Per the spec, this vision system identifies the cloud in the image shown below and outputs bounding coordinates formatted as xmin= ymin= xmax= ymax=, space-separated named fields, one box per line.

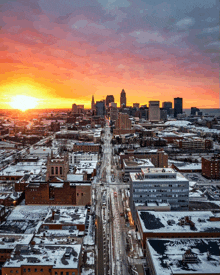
xmin=176 ymin=17 xmax=195 ymax=30
xmin=129 ymin=30 xmax=165 ymax=44
xmin=202 ymin=26 xmax=219 ymax=34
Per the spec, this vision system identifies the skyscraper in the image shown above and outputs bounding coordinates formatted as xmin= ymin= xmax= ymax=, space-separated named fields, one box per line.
xmin=91 ymin=95 xmax=95 ymax=110
xmin=106 ymin=95 xmax=114 ymax=107
xmin=120 ymin=89 xmax=126 ymax=107
xmin=162 ymin=101 xmax=172 ymax=115
xmin=149 ymin=101 xmax=160 ymax=122
xmin=174 ymin=97 xmax=183 ymax=118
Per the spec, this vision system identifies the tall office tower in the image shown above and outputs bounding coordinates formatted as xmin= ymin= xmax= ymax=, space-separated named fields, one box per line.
xmin=120 ymin=89 xmax=126 ymax=107
xmin=106 ymin=95 xmax=114 ymax=107
xmin=174 ymin=97 xmax=183 ymax=118
xmin=91 ymin=95 xmax=95 ymax=110
xmin=149 ymin=101 xmax=160 ymax=122
xmin=95 ymin=101 xmax=105 ymax=117
xmin=162 ymin=101 xmax=172 ymax=115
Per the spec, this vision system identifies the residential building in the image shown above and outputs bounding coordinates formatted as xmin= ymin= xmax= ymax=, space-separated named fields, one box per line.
xmin=174 ymin=137 xmax=213 ymax=150
xmin=113 ymin=113 xmax=135 ymax=135
xmin=202 ymin=155 xmax=220 ymax=179
xmin=149 ymin=101 xmax=160 ymax=122
xmin=109 ymin=102 xmax=118 ymax=122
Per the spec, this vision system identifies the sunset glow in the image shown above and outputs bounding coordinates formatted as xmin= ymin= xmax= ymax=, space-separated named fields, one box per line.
xmin=9 ymin=95 xmax=39 ymax=112
xmin=0 ymin=0 xmax=218 ymax=109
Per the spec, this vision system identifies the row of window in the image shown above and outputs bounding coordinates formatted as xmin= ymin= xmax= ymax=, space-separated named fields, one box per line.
xmin=51 ymin=166 xmax=63 ymax=175
xmin=7 ymin=269 xmax=75 ymax=275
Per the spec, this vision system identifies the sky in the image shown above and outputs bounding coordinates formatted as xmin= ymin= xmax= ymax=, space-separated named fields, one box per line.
xmin=0 ymin=0 xmax=219 ymax=109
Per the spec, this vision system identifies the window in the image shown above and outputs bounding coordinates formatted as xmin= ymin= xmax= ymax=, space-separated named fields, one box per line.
xmin=40 ymin=269 xmax=43 ymax=272
xmin=51 ymin=167 xmax=54 ymax=175
xmin=10 ymin=271 xmax=13 ymax=274
xmin=35 ymin=268 xmax=37 ymax=272
xmin=49 ymin=269 xmax=51 ymax=273
xmin=23 ymin=269 xmax=26 ymax=272
xmin=56 ymin=167 xmax=58 ymax=174
xmin=77 ymin=193 xmax=79 ymax=196
xmin=55 ymin=272 xmax=58 ymax=275
xmin=72 ymin=272 xmax=75 ymax=275
xmin=60 ymin=167 xmax=63 ymax=175
xmin=66 ymin=272 xmax=69 ymax=275
xmin=61 ymin=272 xmax=63 ymax=275
xmin=28 ymin=268 xmax=31 ymax=272
xmin=81 ymin=193 xmax=83 ymax=196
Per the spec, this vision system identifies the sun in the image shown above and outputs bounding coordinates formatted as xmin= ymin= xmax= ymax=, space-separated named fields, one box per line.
xmin=9 ymin=95 xmax=39 ymax=111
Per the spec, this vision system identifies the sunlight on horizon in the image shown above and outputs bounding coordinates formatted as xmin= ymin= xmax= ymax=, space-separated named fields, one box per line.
xmin=9 ymin=95 xmax=39 ymax=111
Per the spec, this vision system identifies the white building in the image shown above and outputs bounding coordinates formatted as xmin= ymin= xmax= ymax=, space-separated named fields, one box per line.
xmin=130 ymin=168 xmax=189 ymax=217
xmin=149 ymin=101 xmax=160 ymax=122
xmin=69 ymin=152 xmax=98 ymax=165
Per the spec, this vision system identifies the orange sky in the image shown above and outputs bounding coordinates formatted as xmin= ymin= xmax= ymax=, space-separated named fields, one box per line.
xmin=0 ymin=0 xmax=219 ymax=110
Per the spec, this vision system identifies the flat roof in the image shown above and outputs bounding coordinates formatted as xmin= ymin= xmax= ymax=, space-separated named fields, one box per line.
xmin=0 ymin=234 xmax=33 ymax=250
xmin=3 ymin=244 xmax=81 ymax=269
xmin=147 ymin=238 xmax=220 ymax=275
xmin=138 ymin=211 xmax=220 ymax=233
xmin=43 ymin=207 xmax=87 ymax=225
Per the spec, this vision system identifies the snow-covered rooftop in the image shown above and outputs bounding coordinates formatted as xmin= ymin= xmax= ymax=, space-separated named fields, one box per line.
xmin=147 ymin=238 xmax=220 ymax=275
xmin=3 ymin=244 xmax=81 ymax=269
xmin=138 ymin=211 xmax=220 ymax=233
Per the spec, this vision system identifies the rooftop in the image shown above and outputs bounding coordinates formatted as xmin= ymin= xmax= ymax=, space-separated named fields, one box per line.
xmin=138 ymin=211 xmax=220 ymax=233
xmin=3 ymin=244 xmax=81 ymax=269
xmin=147 ymin=238 xmax=220 ymax=275
xmin=43 ymin=207 xmax=87 ymax=226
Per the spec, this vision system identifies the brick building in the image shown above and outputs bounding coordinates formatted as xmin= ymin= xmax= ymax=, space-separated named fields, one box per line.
xmin=202 ymin=155 xmax=220 ymax=179
xmin=113 ymin=112 xmax=135 ymax=135
xmin=72 ymin=142 xmax=100 ymax=153
xmin=46 ymin=154 xmax=69 ymax=181
xmin=2 ymin=243 xmax=82 ymax=275
xmin=25 ymin=181 xmax=91 ymax=206
xmin=174 ymin=138 xmax=213 ymax=150
xmin=120 ymin=149 xmax=168 ymax=169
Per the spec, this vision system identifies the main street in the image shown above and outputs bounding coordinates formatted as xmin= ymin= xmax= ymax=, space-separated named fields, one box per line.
xmin=94 ymin=121 xmax=129 ymax=275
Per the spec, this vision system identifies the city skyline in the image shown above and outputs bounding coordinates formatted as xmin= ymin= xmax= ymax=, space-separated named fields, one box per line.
xmin=0 ymin=0 xmax=219 ymax=110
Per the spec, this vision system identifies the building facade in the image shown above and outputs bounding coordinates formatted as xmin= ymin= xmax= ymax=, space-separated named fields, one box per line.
xmin=120 ymin=89 xmax=126 ymax=107
xmin=130 ymin=168 xmax=189 ymax=216
xmin=95 ymin=101 xmax=105 ymax=117
xmin=174 ymin=97 xmax=183 ymax=117
xmin=202 ymin=155 xmax=220 ymax=179
xmin=105 ymin=95 xmax=114 ymax=107
xmin=149 ymin=101 xmax=160 ymax=122
xmin=25 ymin=181 xmax=91 ymax=206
